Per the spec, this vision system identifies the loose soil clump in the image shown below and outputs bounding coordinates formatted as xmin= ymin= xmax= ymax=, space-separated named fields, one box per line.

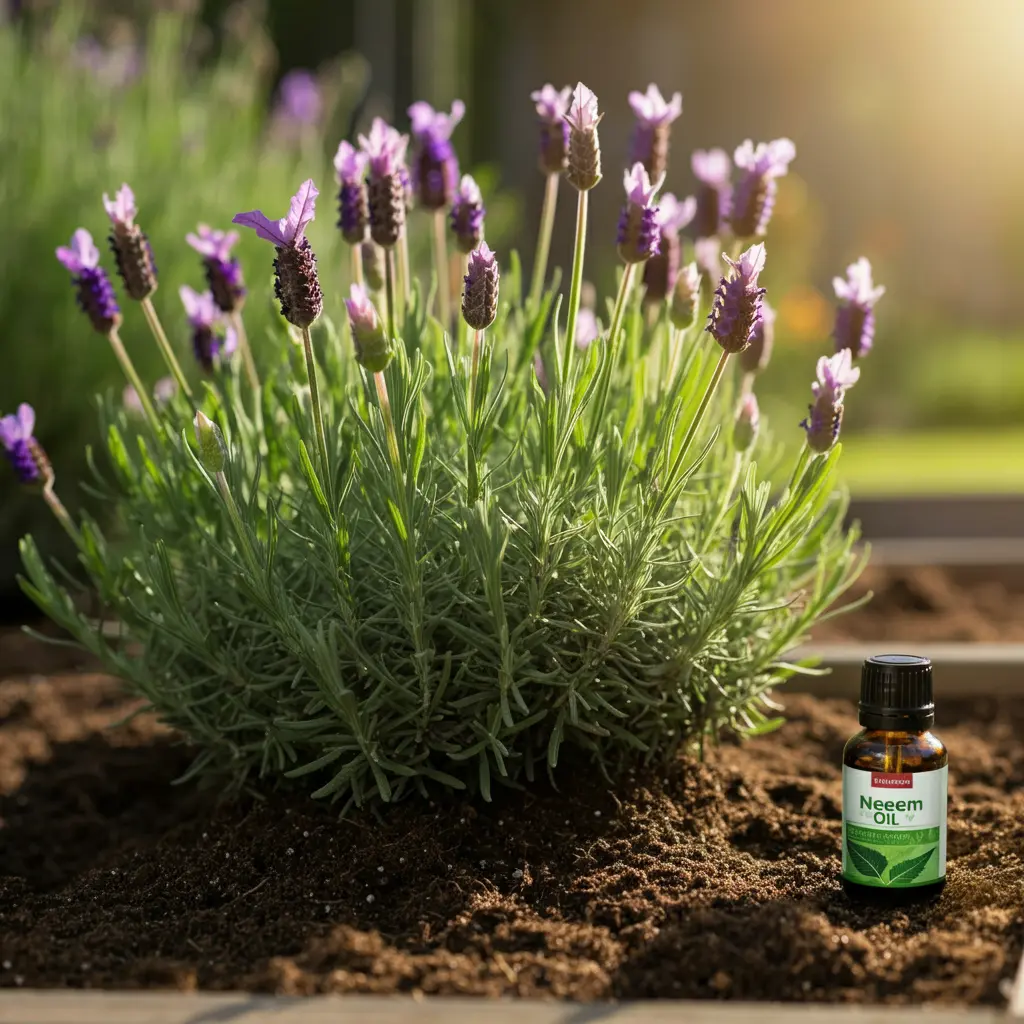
xmin=0 ymin=632 xmax=1021 ymax=1004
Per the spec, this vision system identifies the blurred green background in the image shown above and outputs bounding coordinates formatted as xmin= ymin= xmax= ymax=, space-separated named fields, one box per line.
xmin=1 ymin=0 xmax=1020 ymax=605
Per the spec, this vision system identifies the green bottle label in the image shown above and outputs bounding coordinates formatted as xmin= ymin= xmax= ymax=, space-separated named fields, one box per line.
xmin=841 ymin=765 xmax=947 ymax=888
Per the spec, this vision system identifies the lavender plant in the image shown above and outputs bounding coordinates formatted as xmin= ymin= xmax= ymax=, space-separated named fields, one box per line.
xmin=14 ymin=80 xmax=873 ymax=809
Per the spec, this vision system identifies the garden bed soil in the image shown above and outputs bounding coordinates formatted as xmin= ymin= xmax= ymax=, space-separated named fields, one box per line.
xmin=1 ymin=632 xmax=1022 ymax=1006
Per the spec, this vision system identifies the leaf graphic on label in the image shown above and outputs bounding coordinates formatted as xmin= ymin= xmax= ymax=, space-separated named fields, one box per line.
xmin=888 ymin=846 xmax=936 ymax=885
xmin=846 ymin=839 xmax=888 ymax=879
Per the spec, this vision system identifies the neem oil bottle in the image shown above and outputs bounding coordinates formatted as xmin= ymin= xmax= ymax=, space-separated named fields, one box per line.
xmin=842 ymin=654 xmax=947 ymax=904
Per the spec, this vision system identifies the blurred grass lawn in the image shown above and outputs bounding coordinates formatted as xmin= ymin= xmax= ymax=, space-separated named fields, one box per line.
xmin=837 ymin=431 xmax=1024 ymax=495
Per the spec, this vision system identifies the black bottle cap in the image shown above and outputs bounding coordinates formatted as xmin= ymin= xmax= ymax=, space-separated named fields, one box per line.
xmin=859 ymin=654 xmax=934 ymax=731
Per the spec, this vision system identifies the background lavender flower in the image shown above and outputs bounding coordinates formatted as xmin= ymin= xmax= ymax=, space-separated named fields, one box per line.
xmin=334 ymin=141 xmax=369 ymax=246
xmin=345 ymin=284 xmax=391 ymax=372
xmin=104 ymin=183 xmax=157 ymax=300
xmin=126 ymin=377 xmax=177 ymax=414
xmin=669 ymin=261 xmax=701 ymax=329
xmin=801 ymin=350 xmax=861 ymax=452
xmin=739 ymin=298 xmax=776 ymax=375
xmin=531 ymin=84 xmax=572 ymax=175
xmin=450 ymin=174 xmax=485 ymax=254
xmin=273 ymin=69 xmax=322 ymax=126
xmin=408 ymin=100 xmax=464 ymax=210
xmin=0 ymin=404 xmax=50 ymax=486
xmin=56 ymin=228 xmax=121 ymax=334
xmin=180 ymin=286 xmax=236 ymax=373
xmin=706 ymin=242 xmax=768 ymax=353
xmin=734 ymin=393 xmax=760 ymax=450
xmin=233 ymin=179 xmax=322 ymax=329
xmin=617 ymin=163 xmax=663 ymax=264
xmin=565 ymin=82 xmax=603 ymax=192
xmin=186 ymin=225 xmax=246 ymax=314
xmin=628 ymin=84 xmax=682 ymax=182
xmin=730 ymin=138 xmax=796 ymax=239
xmin=690 ymin=149 xmax=732 ymax=239
xmin=833 ymin=257 xmax=885 ymax=358
xmin=360 ymin=119 xmax=409 ymax=247
xmin=643 ymin=192 xmax=696 ymax=302
xmin=462 ymin=242 xmax=499 ymax=330
xmin=575 ymin=306 xmax=600 ymax=350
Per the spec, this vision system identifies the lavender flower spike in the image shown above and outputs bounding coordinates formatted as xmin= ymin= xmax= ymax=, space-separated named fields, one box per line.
xmin=706 ymin=242 xmax=768 ymax=354
xmin=730 ymin=138 xmax=796 ymax=239
xmin=180 ymin=286 xmax=236 ymax=373
xmin=462 ymin=242 xmax=499 ymax=331
xmin=186 ymin=224 xmax=247 ymax=314
xmin=233 ymin=179 xmax=323 ymax=329
xmin=56 ymin=228 xmax=121 ymax=334
xmin=274 ymin=69 xmax=322 ymax=126
xmin=0 ymin=404 xmax=51 ymax=486
xmin=617 ymin=163 xmax=664 ymax=265
xmin=450 ymin=174 xmax=486 ymax=254
xmin=103 ymin=183 xmax=158 ymax=300
xmin=691 ymin=148 xmax=732 ymax=239
xmin=334 ymin=141 xmax=369 ymax=246
xmin=359 ymin=118 xmax=409 ymax=248
xmin=565 ymin=82 xmax=603 ymax=192
xmin=628 ymin=84 xmax=682 ymax=182
xmin=531 ymin=84 xmax=572 ymax=175
xmin=801 ymin=349 xmax=861 ymax=453
xmin=408 ymin=100 xmax=465 ymax=210
xmin=345 ymin=284 xmax=392 ymax=373
xmin=833 ymin=257 xmax=885 ymax=359
xmin=643 ymin=192 xmax=696 ymax=302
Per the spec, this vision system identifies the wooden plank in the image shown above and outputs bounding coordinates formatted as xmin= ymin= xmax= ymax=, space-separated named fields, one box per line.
xmin=848 ymin=495 xmax=1024 ymax=541
xmin=865 ymin=538 xmax=1024 ymax=569
xmin=0 ymin=992 xmax=1006 ymax=1024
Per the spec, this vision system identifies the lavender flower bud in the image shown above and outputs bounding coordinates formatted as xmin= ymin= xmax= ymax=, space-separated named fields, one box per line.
xmin=361 ymin=240 xmax=386 ymax=292
xmin=575 ymin=307 xmax=600 ymax=351
xmin=408 ymin=100 xmax=464 ymax=211
xmin=739 ymin=299 xmax=776 ymax=375
xmin=193 ymin=410 xmax=226 ymax=473
xmin=56 ymin=228 xmax=121 ymax=334
xmin=833 ymin=257 xmax=885 ymax=359
xmin=103 ymin=184 xmax=158 ymax=300
xmin=669 ymin=262 xmax=701 ymax=330
xmin=730 ymin=138 xmax=796 ymax=239
xmin=180 ymin=286 xmax=237 ymax=373
xmin=617 ymin=163 xmax=664 ymax=265
xmin=565 ymin=83 xmax=603 ymax=192
xmin=359 ymin=119 xmax=409 ymax=248
xmin=733 ymin=393 xmax=760 ymax=450
xmin=154 ymin=376 xmax=177 ymax=407
xmin=642 ymin=193 xmax=695 ymax=303
xmin=628 ymin=84 xmax=682 ymax=183
xmin=233 ymin=180 xmax=323 ymax=329
xmin=0 ymin=404 xmax=51 ymax=487
xmin=800 ymin=350 xmax=860 ymax=453
xmin=706 ymin=243 xmax=768 ymax=354
xmin=450 ymin=174 xmax=485 ymax=254
xmin=273 ymin=70 xmax=322 ymax=128
xmin=462 ymin=242 xmax=499 ymax=331
xmin=690 ymin=149 xmax=732 ymax=239
xmin=334 ymin=141 xmax=369 ymax=246
xmin=344 ymin=284 xmax=392 ymax=373
xmin=531 ymin=84 xmax=572 ymax=175
xmin=187 ymin=225 xmax=247 ymax=314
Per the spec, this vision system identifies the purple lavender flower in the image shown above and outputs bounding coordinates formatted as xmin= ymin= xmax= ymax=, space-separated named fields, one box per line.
xmin=739 ymin=298 xmax=776 ymax=375
xmin=344 ymin=284 xmax=391 ymax=373
xmin=103 ymin=183 xmax=157 ymax=300
xmin=690 ymin=149 xmax=732 ymax=239
xmin=56 ymin=228 xmax=121 ymax=334
xmin=407 ymin=100 xmax=464 ymax=211
xmin=669 ymin=262 xmax=701 ymax=330
xmin=731 ymin=138 xmax=796 ymax=239
xmin=734 ymin=393 xmax=760 ymax=450
xmin=186 ymin=225 xmax=247 ymax=314
xmin=0 ymin=404 xmax=50 ymax=486
xmin=833 ymin=257 xmax=885 ymax=359
xmin=450 ymin=174 xmax=486 ymax=254
xmin=72 ymin=36 xmax=143 ymax=89
xmin=801 ymin=349 xmax=861 ymax=453
xmin=125 ymin=377 xmax=177 ymax=415
xmin=565 ymin=82 xmax=603 ymax=192
xmin=359 ymin=118 xmax=410 ymax=248
xmin=575 ymin=306 xmax=600 ymax=351
xmin=531 ymin=84 xmax=572 ymax=175
xmin=334 ymin=140 xmax=369 ymax=246
xmin=232 ymin=179 xmax=323 ymax=329
xmin=642 ymin=192 xmax=696 ymax=302
xmin=462 ymin=242 xmax=499 ymax=331
xmin=628 ymin=84 xmax=682 ymax=182
xmin=617 ymin=163 xmax=664 ymax=265
xmin=706 ymin=242 xmax=768 ymax=354
xmin=180 ymin=286 xmax=237 ymax=373
xmin=274 ymin=69 xmax=322 ymax=126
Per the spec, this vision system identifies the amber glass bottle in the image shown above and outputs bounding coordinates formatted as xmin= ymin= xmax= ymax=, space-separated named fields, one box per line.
xmin=841 ymin=654 xmax=947 ymax=905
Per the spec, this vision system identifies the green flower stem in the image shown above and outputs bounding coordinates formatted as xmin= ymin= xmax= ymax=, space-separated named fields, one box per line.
xmin=398 ymin=228 xmax=411 ymax=311
xmin=665 ymin=348 xmax=732 ymax=487
xmin=384 ymin=246 xmax=397 ymax=341
xmin=741 ymin=370 xmax=755 ymax=396
xmin=432 ymin=208 xmax=451 ymax=332
xmin=469 ymin=328 xmax=483 ymax=420
xmin=587 ymin=261 xmax=637 ymax=438
xmin=107 ymin=327 xmax=161 ymax=434
xmin=666 ymin=324 xmax=683 ymax=382
xmin=141 ymin=296 xmax=193 ymax=401
xmin=301 ymin=325 xmax=330 ymax=485
xmin=560 ymin=188 xmax=589 ymax=385
xmin=231 ymin=310 xmax=260 ymax=396
xmin=215 ymin=470 xmax=261 ymax=577
xmin=351 ymin=243 xmax=364 ymax=289
xmin=42 ymin=483 xmax=80 ymax=544
xmin=374 ymin=371 xmax=401 ymax=471
xmin=528 ymin=171 xmax=560 ymax=310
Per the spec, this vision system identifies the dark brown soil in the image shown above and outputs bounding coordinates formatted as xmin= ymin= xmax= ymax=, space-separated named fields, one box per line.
xmin=1 ymin=633 xmax=1022 ymax=1005
xmin=815 ymin=564 xmax=1024 ymax=642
